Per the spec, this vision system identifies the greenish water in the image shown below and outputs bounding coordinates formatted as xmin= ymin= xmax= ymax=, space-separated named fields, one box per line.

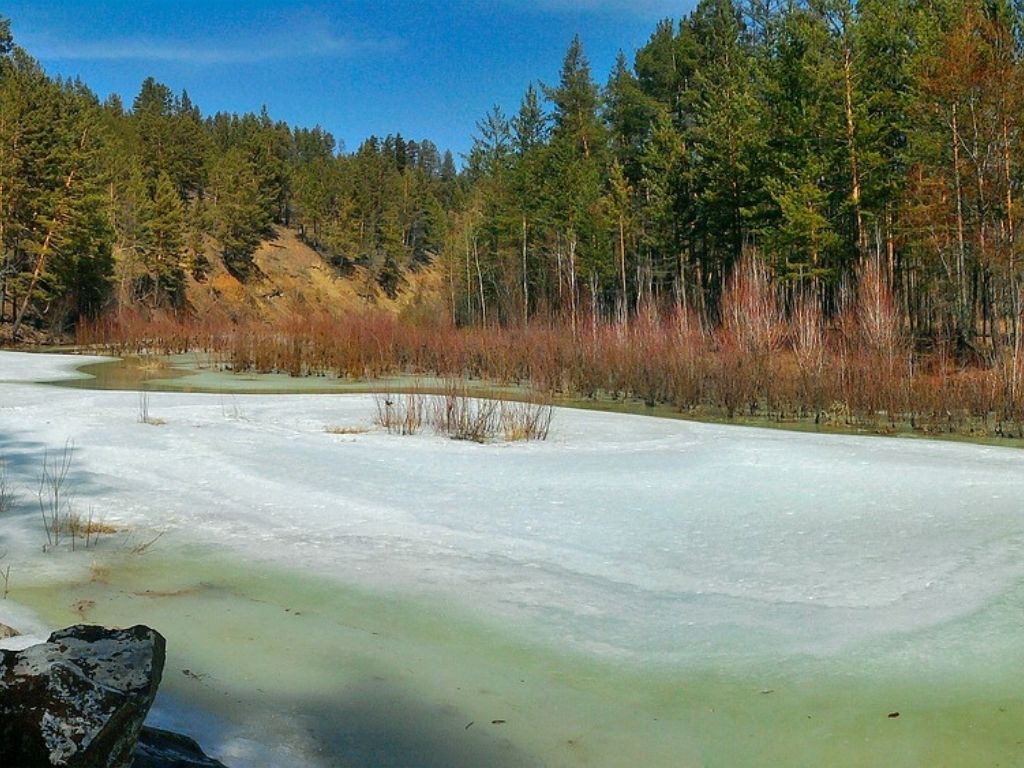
xmin=12 ymin=548 xmax=1024 ymax=767
xmin=53 ymin=354 xmax=529 ymax=399
xmin=51 ymin=353 xmax=1024 ymax=449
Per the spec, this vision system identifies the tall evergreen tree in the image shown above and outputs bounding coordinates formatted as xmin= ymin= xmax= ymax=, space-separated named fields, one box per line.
xmin=209 ymin=147 xmax=269 ymax=279
xmin=142 ymin=170 xmax=186 ymax=307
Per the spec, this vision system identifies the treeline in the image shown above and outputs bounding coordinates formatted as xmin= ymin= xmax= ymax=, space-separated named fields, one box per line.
xmin=454 ymin=0 xmax=1024 ymax=353
xmin=0 ymin=15 xmax=457 ymax=336
xmin=4 ymin=0 xmax=1024 ymax=351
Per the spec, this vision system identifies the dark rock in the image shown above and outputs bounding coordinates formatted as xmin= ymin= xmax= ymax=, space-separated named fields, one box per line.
xmin=133 ymin=727 xmax=227 ymax=768
xmin=0 ymin=624 xmax=165 ymax=767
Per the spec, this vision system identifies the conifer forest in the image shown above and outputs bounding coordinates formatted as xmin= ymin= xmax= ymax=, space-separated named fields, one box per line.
xmin=6 ymin=2 xmax=1024 ymax=433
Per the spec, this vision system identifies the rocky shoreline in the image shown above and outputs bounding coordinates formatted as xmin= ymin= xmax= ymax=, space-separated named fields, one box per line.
xmin=0 ymin=624 xmax=226 ymax=767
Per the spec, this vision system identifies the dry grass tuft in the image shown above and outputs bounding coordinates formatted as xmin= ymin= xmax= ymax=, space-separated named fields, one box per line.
xmin=137 ymin=357 xmax=170 ymax=373
xmin=57 ymin=509 xmax=117 ymax=551
xmin=59 ymin=514 xmax=119 ymax=538
xmin=430 ymin=384 xmax=500 ymax=442
xmin=499 ymin=397 xmax=554 ymax=442
xmin=137 ymin=392 xmax=166 ymax=425
xmin=372 ymin=383 xmax=553 ymax=443
xmin=324 ymin=425 xmax=371 ymax=435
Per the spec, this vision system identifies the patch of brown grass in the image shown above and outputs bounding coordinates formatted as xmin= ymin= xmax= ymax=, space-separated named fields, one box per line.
xmin=136 ymin=357 xmax=170 ymax=373
xmin=324 ymin=425 xmax=371 ymax=435
xmin=58 ymin=513 xmax=119 ymax=538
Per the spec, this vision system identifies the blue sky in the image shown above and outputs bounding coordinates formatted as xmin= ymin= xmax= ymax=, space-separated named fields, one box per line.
xmin=4 ymin=1 xmax=695 ymax=158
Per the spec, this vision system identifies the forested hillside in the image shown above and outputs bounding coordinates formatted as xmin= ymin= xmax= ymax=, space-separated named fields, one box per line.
xmin=2 ymin=0 xmax=1023 ymax=351
xmin=0 ymin=13 xmax=456 ymax=338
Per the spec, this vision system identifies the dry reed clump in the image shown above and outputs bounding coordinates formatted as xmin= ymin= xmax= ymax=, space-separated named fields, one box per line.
xmin=137 ymin=357 xmax=170 ymax=373
xmin=372 ymin=383 xmax=554 ymax=443
xmin=58 ymin=510 xmax=119 ymax=542
xmin=430 ymin=383 xmax=499 ymax=442
xmin=324 ymin=425 xmax=371 ymax=435
xmin=36 ymin=442 xmax=119 ymax=552
xmin=76 ymin=254 xmax=1024 ymax=441
xmin=373 ymin=390 xmax=428 ymax=435
xmin=38 ymin=441 xmax=75 ymax=550
xmin=498 ymin=397 xmax=554 ymax=442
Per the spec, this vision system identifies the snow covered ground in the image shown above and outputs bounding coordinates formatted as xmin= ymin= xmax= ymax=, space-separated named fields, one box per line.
xmin=3 ymin=350 xmax=1024 ymax=766
xmin=4 ymin=350 xmax=1024 ymax=664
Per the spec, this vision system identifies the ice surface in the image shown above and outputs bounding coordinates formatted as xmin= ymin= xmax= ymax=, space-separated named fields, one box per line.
xmin=0 ymin=599 xmax=49 ymax=651
xmin=6 ymin=351 xmax=1024 ymax=766
xmin=0 ymin=350 xmax=108 ymax=382
xmin=2 ymin=351 xmax=1024 ymax=669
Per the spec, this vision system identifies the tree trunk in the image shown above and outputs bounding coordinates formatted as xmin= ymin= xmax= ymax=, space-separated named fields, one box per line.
xmin=969 ymin=99 xmax=989 ymax=345
xmin=843 ymin=42 xmax=864 ymax=254
xmin=1003 ymin=116 xmax=1017 ymax=349
xmin=0 ymin=176 xmax=5 ymax=326
xmin=522 ymin=216 xmax=529 ymax=326
xmin=568 ymin=235 xmax=578 ymax=335
xmin=473 ymin=236 xmax=486 ymax=327
xmin=464 ymin=229 xmax=472 ymax=322
xmin=619 ymin=213 xmax=627 ymax=314
xmin=951 ymin=103 xmax=969 ymax=341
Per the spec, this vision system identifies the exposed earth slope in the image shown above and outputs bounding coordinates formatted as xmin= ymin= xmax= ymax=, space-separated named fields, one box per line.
xmin=184 ymin=227 xmax=445 ymax=321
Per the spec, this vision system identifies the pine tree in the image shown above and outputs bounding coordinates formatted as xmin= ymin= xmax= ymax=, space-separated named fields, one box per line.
xmin=545 ymin=37 xmax=612 ymax=325
xmin=209 ymin=148 xmax=269 ymax=279
xmin=111 ymin=160 xmax=152 ymax=304
xmin=605 ymin=159 xmax=635 ymax=308
xmin=687 ymin=0 xmax=766 ymax=289
xmin=640 ymin=111 xmax=691 ymax=302
xmin=468 ymin=105 xmax=512 ymax=177
xmin=9 ymin=65 xmax=114 ymax=337
xmin=604 ymin=51 xmax=657 ymax=180
xmin=143 ymin=170 xmax=186 ymax=307
xmin=513 ymin=84 xmax=547 ymax=155
xmin=759 ymin=3 xmax=845 ymax=286
xmin=546 ymin=35 xmax=606 ymax=160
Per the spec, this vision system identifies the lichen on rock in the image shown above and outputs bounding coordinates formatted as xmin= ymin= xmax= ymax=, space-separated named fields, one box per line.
xmin=0 ymin=624 xmax=165 ymax=767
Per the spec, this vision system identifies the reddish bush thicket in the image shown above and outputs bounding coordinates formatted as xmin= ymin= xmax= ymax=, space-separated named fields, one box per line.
xmin=845 ymin=255 xmax=911 ymax=420
xmin=75 ymin=256 xmax=1024 ymax=439
xmin=715 ymin=253 xmax=785 ymax=417
xmin=790 ymin=290 xmax=827 ymax=414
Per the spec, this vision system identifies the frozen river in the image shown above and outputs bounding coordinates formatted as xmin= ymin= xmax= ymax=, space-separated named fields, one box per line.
xmin=1 ymin=351 xmax=1023 ymax=766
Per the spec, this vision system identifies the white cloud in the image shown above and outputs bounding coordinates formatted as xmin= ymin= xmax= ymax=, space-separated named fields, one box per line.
xmin=20 ymin=27 xmax=399 ymax=66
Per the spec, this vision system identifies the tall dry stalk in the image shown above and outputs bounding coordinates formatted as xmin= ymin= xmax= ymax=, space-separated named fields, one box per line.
xmin=0 ymin=456 xmax=13 ymax=516
xmin=791 ymin=291 xmax=826 ymax=413
xmin=373 ymin=390 xmax=427 ymax=435
xmin=854 ymin=255 xmax=909 ymax=419
xmin=38 ymin=441 xmax=75 ymax=548
xmin=716 ymin=252 xmax=784 ymax=415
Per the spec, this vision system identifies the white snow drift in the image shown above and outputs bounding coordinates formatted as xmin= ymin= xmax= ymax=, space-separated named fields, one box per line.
xmin=1 ymin=350 xmax=1023 ymax=670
